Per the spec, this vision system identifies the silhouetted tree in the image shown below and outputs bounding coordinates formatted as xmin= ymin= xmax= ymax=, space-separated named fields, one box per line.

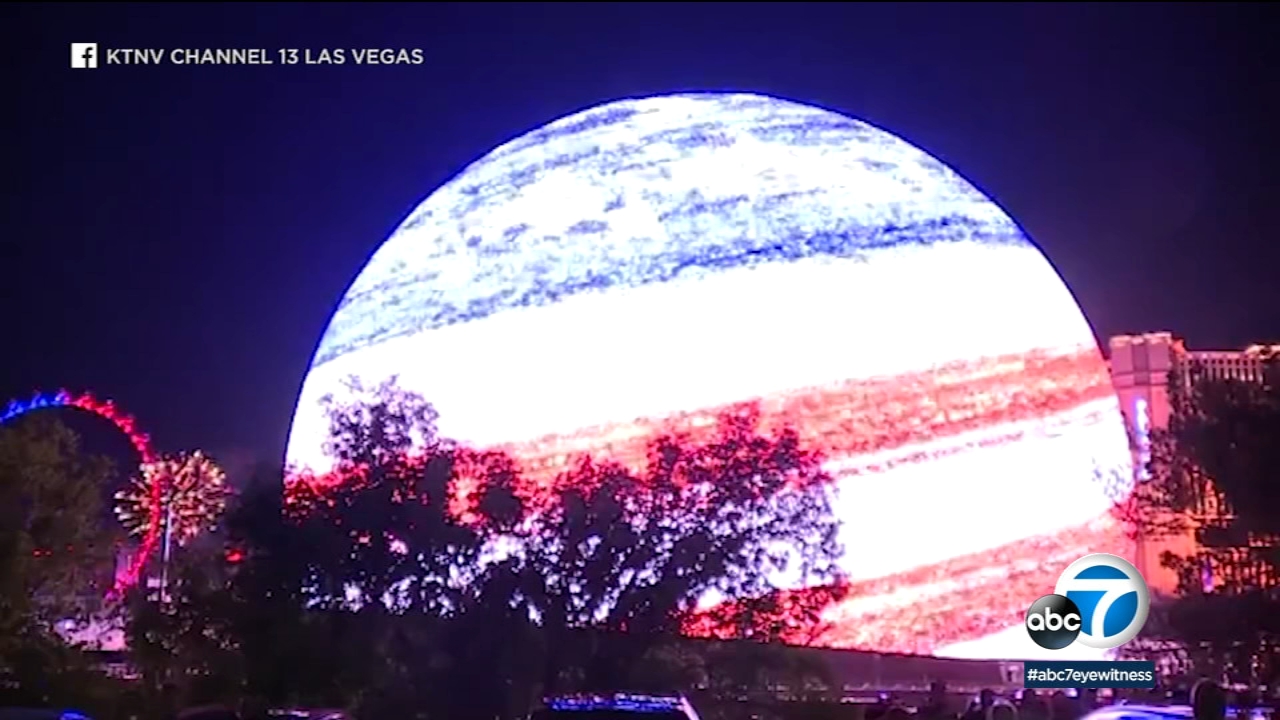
xmin=0 ymin=416 xmax=119 ymax=625
xmin=297 ymin=378 xmax=527 ymax=618
xmin=126 ymin=532 xmax=242 ymax=711
xmin=0 ymin=415 xmax=120 ymax=703
xmin=129 ymin=383 xmax=847 ymax=718
xmin=1110 ymin=428 xmax=1200 ymax=542
xmin=1171 ymin=361 xmax=1280 ymax=542
xmin=131 ymin=378 xmax=533 ymax=718
xmin=1131 ymin=356 xmax=1280 ymax=684
xmin=519 ymin=403 xmax=844 ymax=691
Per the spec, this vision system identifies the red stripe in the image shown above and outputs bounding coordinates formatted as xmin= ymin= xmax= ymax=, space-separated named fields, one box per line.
xmin=685 ymin=516 xmax=1132 ymax=654
xmin=495 ymin=348 xmax=1112 ymax=491
xmin=291 ymin=348 xmax=1117 ymax=517
xmin=286 ymin=345 xmax=1129 ymax=656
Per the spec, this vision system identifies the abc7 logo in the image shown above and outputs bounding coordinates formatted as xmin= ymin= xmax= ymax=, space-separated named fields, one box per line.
xmin=1025 ymin=595 xmax=1084 ymax=650
xmin=1025 ymin=553 xmax=1151 ymax=650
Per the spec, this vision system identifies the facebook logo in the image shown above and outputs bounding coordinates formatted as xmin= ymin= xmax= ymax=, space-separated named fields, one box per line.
xmin=71 ymin=43 xmax=98 ymax=69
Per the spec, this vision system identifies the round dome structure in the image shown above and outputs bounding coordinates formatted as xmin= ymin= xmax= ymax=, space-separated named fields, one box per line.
xmin=287 ymin=92 xmax=1134 ymax=659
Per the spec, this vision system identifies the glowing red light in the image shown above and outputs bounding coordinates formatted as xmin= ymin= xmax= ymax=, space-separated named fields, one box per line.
xmin=1 ymin=389 xmax=162 ymax=598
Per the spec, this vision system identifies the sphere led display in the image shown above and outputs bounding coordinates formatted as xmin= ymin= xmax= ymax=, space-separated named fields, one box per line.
xmin=286 ymin=93 xmax=1135 ymax=660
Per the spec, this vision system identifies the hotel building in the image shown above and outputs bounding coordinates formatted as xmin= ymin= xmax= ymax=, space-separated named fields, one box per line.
xmin=1107 ymin=332 xmax=1279 ymax=594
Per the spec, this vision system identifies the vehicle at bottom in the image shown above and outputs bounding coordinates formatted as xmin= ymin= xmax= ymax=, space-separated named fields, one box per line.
xmin=532 ymin=693 xmax=702 ymax=720
xmin=0 ymin=709 xmax=93 ymax=720
xmin=1081 ymin=705 xmax=1274 ymax=720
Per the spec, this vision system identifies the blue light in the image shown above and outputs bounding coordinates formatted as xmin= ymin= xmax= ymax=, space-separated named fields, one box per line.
xmin=1 ymin=390 xmax=71 ymax=424
xmin=0 ymin=388 xmax=161 ymax=595
xmin=545 ymin=694 xmax=682 ymax=713
xmin=1134 ymin=397 xmax=1152 ymax=481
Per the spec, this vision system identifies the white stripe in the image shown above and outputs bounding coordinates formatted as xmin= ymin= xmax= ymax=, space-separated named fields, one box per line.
xmin=288 ymin=241 xmax=1104 ymax=469
xmin=830 ymin=422 xmax=1126 ymax=581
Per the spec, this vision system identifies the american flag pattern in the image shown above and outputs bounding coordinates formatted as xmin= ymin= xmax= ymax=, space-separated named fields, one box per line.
xmin=286 ymin=93 xmax=1136 ymax=660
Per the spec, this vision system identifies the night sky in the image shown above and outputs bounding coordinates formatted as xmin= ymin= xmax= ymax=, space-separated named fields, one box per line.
xmin=2 ymin=3 xmax=1277 ymax=475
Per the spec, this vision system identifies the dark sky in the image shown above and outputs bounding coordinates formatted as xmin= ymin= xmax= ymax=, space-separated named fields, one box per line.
xmin=2 ymin=2 xmax=1277 ymax=474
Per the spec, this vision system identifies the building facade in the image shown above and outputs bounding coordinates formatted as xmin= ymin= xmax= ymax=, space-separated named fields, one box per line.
xmin=1107 ymin=332 xmax=1279 ymax=594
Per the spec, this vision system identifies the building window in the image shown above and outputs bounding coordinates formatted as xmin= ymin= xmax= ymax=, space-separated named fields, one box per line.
xmin=1134 ymin=347 xmax=1150 ymax=371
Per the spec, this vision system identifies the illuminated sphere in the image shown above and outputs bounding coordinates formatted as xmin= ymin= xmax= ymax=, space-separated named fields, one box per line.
xmin=287 ymin=93 xmax=1134 ymax=660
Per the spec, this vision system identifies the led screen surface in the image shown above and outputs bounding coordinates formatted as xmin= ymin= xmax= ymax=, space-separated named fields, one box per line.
xmin=286 ymin=93 xmax=1135 ymax=660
